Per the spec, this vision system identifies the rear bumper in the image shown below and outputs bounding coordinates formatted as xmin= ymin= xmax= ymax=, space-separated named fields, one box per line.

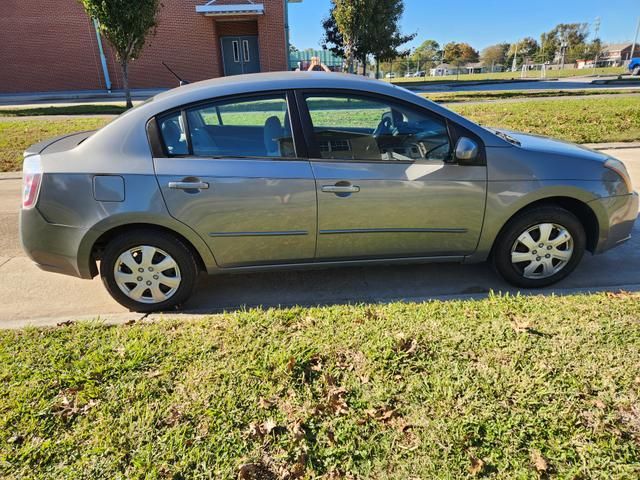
xmin=19 ymin=207 xmax=95 ymax=279
xmin=589 ymin=192 xmax=639 ymax=254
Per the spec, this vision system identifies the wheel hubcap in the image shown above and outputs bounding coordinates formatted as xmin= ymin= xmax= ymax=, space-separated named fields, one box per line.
xmin=113 ymin=246 xmax=181 ymax=304
xmin=510 ymin=223 xmax=574 ymax=279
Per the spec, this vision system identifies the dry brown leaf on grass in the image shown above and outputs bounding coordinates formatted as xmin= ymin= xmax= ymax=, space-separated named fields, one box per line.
xmin=468 ymin=455 xmax=485 ymax=476
xmin=290 ymin=420 xmax=306 ymax=442
xmin=286 ymin=356 xmax=296 ymax=372
xmin=258 ymin=397 xmax=276 ymax=410
xmin=247 ymin=418 xmax=279 ymax=439
xmin=326 ymin=386 xmax=349 ymax=415
xmin=530 ymin=449 xmax=548 ymax=474
xmin=605 ymin=290 xmax=634 ymax=299
xmin=237 ymin=462 xmax=276 ymax=480
xmin=508 ymin=312 xmax=533 ymax=333
xmin=365 ymin=406 xmax=397 ymax=423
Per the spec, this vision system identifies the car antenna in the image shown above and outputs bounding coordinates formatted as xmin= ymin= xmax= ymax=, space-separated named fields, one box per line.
xmin=162 ymin=62 xmax=190 ymax=86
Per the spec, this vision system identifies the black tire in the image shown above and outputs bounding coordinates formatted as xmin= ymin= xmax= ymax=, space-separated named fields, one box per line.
xmin=493 ymin=206 xmax=586 ymax=288
xmin=633 ymin=66 xmax=640 ymax=76
xmin=100 ymin=229 xmax=198 ymax=312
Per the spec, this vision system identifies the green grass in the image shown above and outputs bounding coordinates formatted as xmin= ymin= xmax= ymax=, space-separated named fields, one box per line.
xmin=0 ymin=118 xmax=111 ymax=172
xmin=390 ymin=66 xmax=627 ymax=84
xmin=1 ymin=293 xmax=640 ymax=478
xmin=450 ymin=96 xmax=640 ymax=144
xmin=422 ymin=88 xmax=640 ymax=103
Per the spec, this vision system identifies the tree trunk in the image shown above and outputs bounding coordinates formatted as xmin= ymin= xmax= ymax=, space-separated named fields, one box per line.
xmin=375 ymin=58 xmax=380 ymax=79
xmin=121 ymin=59 xmax=133 ymax=109
xmin=362 ymin=55 xmax=367 ymax=76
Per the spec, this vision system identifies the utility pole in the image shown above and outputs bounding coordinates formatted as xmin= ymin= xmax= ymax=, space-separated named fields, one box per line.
xmin=631 ymin=17 xmax=640 ymax=61
xmin=560 ymin=34 xmax=568 ymax=70
xmin=593 ymin=17 xmax=601 ymax=72
xmin=511 ymin=41 xmax=519 ymax=72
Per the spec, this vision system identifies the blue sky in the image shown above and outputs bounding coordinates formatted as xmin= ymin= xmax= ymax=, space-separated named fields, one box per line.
xmin=288 ymin=0 xmax=640 ymax=52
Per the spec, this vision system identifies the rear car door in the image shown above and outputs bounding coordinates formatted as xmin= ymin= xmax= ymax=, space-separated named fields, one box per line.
xmin=153 ymin=91 xmax=317 ymax=267
xmin=297 ymin=90 xmax=487 ymax=260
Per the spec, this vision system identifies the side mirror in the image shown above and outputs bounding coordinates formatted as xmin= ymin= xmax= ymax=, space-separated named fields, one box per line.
xmin=455 ymin=137 xmax=479 ymax=163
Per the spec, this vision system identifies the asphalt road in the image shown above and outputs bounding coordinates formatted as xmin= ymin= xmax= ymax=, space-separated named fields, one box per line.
xmin=0 ymin=146 xmax=638 ymax=327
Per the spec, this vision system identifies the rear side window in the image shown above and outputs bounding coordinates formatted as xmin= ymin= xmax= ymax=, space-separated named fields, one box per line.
xmin=158 ymin=94 xmax=295 ymax=158
xmin=158 ymin=112 xmax=188 ymax=155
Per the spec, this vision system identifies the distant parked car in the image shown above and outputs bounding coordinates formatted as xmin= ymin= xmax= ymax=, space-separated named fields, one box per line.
xmin=385 ymin=72 xmax=396 ymax=78
xmin=20 ymin=72 xmax=638 ymax=312
xmin=629 ymin=58 xmax=640 ymax=75
xmin=414 ymin=71 xmax=427 ymax=77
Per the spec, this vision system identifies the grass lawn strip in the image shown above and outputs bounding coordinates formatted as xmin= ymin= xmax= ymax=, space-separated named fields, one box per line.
xmin=1 ymin=292 xmax=640 ymax=478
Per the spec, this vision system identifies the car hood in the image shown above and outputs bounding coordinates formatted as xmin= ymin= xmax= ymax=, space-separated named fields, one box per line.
xmin=493 ymin=128 xmax=609 ymax=163
xmin=24 ymin=130 xmax=95 ymax=157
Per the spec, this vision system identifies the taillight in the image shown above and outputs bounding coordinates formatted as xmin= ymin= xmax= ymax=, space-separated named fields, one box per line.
xmin=22 ymin=155 xmax=42 ymax=209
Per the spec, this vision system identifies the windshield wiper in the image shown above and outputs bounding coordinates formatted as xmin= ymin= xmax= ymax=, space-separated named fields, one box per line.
xmin=491 ymin=129 xmax=521 ymax=146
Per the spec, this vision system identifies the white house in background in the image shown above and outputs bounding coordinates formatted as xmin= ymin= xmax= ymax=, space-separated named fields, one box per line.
xmin=464 ymin=62 xmax=485 ymax=74
xmin=430 ymin=63 xmax=464 ymax=76
xmin=430 ymin=62 xmax=501 ymax=76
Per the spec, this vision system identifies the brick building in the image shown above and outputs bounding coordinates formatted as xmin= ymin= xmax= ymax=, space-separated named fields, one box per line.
xmin=0 ymin=0 xmax=300 ymax=94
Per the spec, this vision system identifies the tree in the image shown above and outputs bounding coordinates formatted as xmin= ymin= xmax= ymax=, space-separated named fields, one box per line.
xmin=411 ymin=39 xmax=440 ymax=70
xmin=507 ymin=37 xmax=539 ymax=68
xmin=79 ymin=0 xmax=161 ymax=108
xmin=322 ymin=0 xmax=414 ymax=76
xmin=540 ymin=23 xmax=590 ymax=64
xmin=330 ymin=0 xmax=365 ymax=73
xmin=480 ymin=43 xmax=510 ymax=70
xmin=443 ymin=42 xmax=479 ymax=64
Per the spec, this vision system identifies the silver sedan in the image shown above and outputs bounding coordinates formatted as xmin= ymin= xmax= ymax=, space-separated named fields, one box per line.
xmin=19 ymin=72 xmax=638 ymax=311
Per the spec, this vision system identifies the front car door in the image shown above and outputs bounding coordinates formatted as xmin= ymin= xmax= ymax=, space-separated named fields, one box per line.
xmin=153 ymin=91 xmax=316 ymax=267
xmin=297 ymin=90 xmax=487 ymax=260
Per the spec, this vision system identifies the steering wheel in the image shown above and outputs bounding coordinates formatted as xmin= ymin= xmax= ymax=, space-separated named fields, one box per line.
xmin=373 ymin=116 xmax=397 ymax=138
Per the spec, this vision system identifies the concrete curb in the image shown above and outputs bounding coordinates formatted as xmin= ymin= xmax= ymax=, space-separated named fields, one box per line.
xmin=585 ymin=142 xmax=640 ymax=150
xmin=0 ymin=172 xmax=21 ymax=180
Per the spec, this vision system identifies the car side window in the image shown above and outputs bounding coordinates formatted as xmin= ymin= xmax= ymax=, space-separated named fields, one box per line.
xmin=185 ymin=94 xmax=295 ymax=158
xmin=158 ymin=111 xmax=188 ymax=155
xmin=304 ymin=94 xmax=451 ymax=162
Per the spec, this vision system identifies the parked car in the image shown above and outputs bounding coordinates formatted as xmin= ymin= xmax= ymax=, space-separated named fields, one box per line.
xmin=20 ymin=72 xmax=638 ymax=312
xmin=385 ymin=72 xmax=396 ymax=78
xmin=629 ymin=58 xmax=640 ymax=75
xmin=414 ymin=71 xmax=427 ymax=77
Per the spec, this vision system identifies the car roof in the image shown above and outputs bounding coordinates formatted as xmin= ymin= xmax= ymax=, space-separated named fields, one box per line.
xmin=151 ymin=71 xmax=405 ymax=108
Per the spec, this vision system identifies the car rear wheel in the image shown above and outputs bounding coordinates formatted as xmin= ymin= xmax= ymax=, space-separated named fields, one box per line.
xmin=633 ymin=66 xmax=640 ymax=76
xmin=493 ymin=206 xmax=586 ymax=288
xmin=100 ymin=230 xmax=198 ymax=312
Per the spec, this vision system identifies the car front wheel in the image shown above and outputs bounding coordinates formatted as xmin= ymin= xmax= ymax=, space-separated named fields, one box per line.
xmin=100 ymin=230 xmax=198 ymax=312
xmin=493 ymin=206 xmax=586 ymax=288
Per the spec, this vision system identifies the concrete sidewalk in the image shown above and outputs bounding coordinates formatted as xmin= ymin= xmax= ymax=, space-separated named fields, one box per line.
xmin=0 ymin=88 xmax=163 ymax=107
xmin=0 ymin=144 xmax=638 ymax=328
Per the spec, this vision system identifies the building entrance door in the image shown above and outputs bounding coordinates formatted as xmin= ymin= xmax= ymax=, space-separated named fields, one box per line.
xmin=221 ymin=35 xmax=260 ymax=76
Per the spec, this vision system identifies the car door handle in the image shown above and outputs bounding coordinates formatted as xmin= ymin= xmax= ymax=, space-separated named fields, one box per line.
xmin=321 ymin=184 xmax=360 ymax=193
xmin=168 ymin=181 xmax=210 ymax=190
